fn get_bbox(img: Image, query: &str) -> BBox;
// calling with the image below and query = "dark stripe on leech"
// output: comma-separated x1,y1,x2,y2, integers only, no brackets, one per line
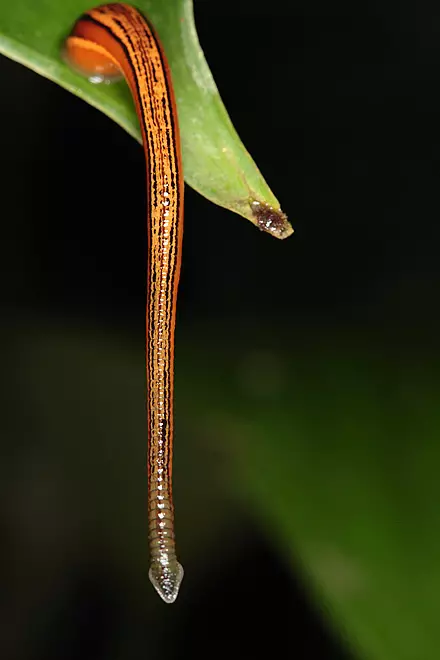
76,15,158,231
105,13,161,207
85,8,180,483
130,22,182,443
88,13,168,481
81,15,164,460
93,11,167,343
78,14,149,138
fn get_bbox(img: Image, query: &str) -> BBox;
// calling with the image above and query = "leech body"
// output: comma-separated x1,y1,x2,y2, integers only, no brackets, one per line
64,3,184,603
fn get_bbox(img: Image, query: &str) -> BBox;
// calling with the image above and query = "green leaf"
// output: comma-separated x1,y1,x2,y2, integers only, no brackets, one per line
206,336,440,660
0,0,293,238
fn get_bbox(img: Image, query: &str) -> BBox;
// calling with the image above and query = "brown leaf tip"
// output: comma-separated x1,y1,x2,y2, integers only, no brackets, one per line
250,200,293,239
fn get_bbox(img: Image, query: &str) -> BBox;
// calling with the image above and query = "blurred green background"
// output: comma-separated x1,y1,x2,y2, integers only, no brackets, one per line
2,1,440,659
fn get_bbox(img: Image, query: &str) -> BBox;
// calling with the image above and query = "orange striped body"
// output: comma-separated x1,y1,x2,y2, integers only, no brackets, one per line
64,3,184,603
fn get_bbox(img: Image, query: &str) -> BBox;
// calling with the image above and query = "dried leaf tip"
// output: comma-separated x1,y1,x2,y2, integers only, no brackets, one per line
250,200,293,239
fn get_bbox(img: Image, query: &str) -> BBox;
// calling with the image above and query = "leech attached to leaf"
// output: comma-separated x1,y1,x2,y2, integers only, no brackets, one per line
64,3,184,604
63,1,292,605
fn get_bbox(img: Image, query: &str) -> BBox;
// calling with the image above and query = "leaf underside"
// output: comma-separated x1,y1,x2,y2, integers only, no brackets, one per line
0,0,293,237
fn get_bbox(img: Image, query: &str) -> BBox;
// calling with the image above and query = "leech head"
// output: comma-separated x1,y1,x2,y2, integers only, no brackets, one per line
250,200,293,239
149,562,184,604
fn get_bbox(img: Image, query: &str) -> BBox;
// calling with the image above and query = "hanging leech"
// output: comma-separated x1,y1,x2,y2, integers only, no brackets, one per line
65,3,184,604
64,1,292,604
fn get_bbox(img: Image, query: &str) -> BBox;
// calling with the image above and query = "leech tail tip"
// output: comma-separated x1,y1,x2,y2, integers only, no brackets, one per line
149,563,184,604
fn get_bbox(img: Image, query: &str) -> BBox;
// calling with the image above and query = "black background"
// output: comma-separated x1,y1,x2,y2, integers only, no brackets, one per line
2,0,440,658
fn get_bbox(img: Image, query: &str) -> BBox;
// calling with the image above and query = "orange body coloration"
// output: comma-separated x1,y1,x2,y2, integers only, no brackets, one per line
64,3,184,604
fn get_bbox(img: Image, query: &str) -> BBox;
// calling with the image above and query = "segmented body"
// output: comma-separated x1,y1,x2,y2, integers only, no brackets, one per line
64,3,184,603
